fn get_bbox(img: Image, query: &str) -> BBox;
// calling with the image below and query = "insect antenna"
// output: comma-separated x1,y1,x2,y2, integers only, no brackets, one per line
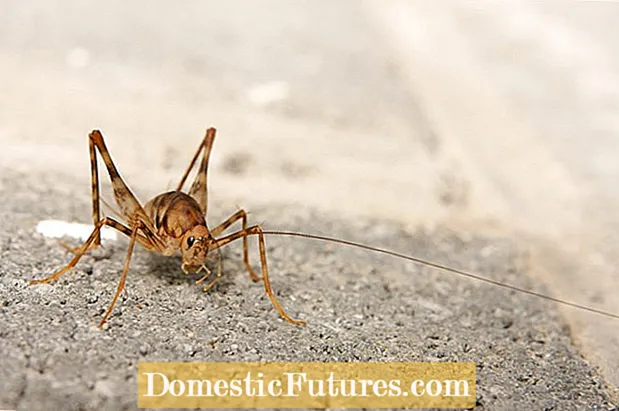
262,230,619,321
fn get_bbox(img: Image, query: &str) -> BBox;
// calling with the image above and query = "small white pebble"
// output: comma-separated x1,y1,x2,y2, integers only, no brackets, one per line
36,220,117,242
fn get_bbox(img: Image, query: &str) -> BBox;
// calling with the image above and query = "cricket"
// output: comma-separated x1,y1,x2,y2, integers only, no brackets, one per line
29,128,619,328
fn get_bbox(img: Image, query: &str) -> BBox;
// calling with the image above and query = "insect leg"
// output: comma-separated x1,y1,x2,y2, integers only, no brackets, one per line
58,135,106,253
200,276,220,293
196,247,224,291
88,131,144,218
60,212,154,255
176,129,207,191
176,127,216,215
211,209,261,281
89,132,102,246
213,225,305,325
88,130,165,251
98,226,139,328
30,217,134,285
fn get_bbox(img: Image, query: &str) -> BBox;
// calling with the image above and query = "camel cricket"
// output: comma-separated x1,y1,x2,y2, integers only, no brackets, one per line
30,128,304,327
30,128,619,328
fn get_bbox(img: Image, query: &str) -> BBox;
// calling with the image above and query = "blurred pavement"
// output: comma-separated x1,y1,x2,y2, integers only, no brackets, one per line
1,1,619,409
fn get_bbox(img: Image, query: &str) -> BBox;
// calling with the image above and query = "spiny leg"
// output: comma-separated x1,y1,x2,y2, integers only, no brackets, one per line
214,225,305,325
211,209,261,282
30,217,132,285
176,127,216,215
89,130,165,252
98,226,139,328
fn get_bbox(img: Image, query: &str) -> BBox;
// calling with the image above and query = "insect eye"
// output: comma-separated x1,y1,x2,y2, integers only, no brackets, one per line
187,236,195,248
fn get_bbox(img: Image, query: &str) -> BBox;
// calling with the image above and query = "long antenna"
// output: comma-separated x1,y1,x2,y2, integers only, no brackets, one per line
262,230,619,321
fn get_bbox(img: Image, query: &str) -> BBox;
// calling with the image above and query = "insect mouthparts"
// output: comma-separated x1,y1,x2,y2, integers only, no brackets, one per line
181,263,190,274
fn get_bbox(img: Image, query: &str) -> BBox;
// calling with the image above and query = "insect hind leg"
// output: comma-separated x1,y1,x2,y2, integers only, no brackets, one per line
89,132,102,246
88,130,163,250
176,128,216,215
89,130,146,220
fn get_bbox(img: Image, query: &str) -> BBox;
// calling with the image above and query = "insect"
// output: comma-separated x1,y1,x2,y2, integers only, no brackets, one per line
30,128,303,327
29,128,619,328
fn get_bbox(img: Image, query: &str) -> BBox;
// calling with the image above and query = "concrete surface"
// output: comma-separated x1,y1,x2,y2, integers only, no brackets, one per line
1,176,616,410
1,1,619,410
369,0,619,394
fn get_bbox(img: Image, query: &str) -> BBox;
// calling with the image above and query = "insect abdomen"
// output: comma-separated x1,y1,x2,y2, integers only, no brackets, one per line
144,191,206,239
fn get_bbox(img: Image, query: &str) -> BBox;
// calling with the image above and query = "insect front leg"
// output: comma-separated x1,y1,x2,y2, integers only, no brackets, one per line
97,225,140,328
211,209,262,282
31,217,133,285
195,248,224,291
213,225,305,325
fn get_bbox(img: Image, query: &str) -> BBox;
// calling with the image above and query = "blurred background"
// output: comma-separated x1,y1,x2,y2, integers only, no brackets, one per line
1,0,619,388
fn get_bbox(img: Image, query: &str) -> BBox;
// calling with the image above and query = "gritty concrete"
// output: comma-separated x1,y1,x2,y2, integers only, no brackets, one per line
0,169,617,411
1,1,619,410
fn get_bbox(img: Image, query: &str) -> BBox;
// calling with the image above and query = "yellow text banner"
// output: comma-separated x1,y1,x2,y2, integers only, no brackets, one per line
138,361,475,408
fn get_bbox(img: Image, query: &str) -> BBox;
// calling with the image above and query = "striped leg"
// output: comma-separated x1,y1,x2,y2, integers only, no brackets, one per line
88,130,166,252
176,128,216,215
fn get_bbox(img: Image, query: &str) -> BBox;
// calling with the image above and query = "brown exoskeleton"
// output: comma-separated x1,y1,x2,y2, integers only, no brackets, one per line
30,128,304,327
